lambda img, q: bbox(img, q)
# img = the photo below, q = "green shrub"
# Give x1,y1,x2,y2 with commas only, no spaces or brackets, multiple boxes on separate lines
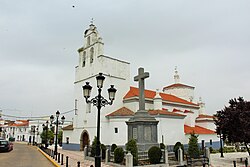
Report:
101,144,106,159
173,142,184,160
187,133,200,158
114,147,125,163
222,146,236,153
111,143,117,152
91,136,97,157
126,139,138,166
160,143,165,149
148,146,162,164
9,137,15,142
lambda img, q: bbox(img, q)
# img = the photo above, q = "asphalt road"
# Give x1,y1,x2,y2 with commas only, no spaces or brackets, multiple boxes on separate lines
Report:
0,142,55,167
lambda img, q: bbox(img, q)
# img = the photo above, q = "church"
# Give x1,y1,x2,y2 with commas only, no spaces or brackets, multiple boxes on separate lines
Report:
62,23,219,151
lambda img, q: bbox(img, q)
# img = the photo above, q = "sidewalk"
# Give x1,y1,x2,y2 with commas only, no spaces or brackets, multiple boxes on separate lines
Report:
50,146,116,167
210,152,249,167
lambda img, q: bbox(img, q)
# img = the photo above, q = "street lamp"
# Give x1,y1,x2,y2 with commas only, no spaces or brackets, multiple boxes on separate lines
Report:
82,73,117,167
219,130,224,158
50,111,65,158
31,126,38,145
42,120,49,148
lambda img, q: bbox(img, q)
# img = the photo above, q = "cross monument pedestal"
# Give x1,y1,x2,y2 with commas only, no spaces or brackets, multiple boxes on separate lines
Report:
126,67,159,151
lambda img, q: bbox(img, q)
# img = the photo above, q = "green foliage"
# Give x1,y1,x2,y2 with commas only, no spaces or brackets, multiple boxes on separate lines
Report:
58,131,63,146
160,143,165,149
222,146,236,153
9,137,15,142
187,133,200,158
214,97,250,155
40,130,54,144
91,136,97,157
101,144,106,159
111,143,117,152
148,146,162,164
173,142,184,160
126,139,138,166
114,147,125,163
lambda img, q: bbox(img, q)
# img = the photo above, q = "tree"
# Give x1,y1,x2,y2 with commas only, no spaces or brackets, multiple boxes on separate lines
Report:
40,130,54,145
58,131,63,146
187,133,200,158
214,97,250,155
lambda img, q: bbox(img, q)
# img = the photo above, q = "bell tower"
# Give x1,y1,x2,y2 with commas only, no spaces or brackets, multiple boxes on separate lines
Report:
75,22,104,81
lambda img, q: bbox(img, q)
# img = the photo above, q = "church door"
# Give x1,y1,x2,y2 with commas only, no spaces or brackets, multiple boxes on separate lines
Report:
80,130,89,151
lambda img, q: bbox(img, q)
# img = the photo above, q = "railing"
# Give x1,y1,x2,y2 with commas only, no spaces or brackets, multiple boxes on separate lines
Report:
186,156,209,167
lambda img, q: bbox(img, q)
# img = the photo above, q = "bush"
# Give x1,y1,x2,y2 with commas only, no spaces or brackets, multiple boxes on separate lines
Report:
126,139,138,166
173,142,184,160
9,137,15,142
160,143,165,149
101,144,106,159
148,146,162,164
114,147,125,163
90,136,97,157
111,143,117,152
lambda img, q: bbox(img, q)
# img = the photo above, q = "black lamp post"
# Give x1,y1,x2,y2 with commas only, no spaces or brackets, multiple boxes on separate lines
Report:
42,120,49,148
50,111,65,157
219,130,224,158
82,73,117,167
31,126,38,145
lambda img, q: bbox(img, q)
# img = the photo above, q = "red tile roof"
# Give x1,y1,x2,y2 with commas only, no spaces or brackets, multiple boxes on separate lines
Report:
11,120,29,127
148,110,185,117
184,125,215,134
124,87,198,107
62,124,74,130
197,114,215,119
163,83,194,89
107,107,185,118
184,110,194,113
173,108,183,112
106,107,135,117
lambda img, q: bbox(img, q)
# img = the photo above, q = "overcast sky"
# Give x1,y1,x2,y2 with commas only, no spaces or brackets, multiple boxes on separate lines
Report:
1,0,250,120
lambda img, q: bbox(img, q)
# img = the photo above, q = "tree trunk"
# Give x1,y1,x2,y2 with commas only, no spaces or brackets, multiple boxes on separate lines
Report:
244,142,250,156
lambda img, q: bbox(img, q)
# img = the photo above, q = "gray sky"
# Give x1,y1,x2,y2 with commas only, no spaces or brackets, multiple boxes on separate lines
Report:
1,0,250,119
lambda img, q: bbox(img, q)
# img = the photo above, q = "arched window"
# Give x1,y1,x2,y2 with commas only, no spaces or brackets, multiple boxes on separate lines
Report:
82,51,86,67
87,36,90,46
90,47,94,63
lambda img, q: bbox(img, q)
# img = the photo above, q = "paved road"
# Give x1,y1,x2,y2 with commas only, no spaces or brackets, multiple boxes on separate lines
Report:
0,142,55,167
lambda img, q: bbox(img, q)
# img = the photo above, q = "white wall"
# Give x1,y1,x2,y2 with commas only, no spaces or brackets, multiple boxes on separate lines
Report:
157,117,186,145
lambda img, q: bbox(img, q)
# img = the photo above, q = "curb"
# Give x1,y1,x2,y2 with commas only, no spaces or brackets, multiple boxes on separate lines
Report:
37,147,60,167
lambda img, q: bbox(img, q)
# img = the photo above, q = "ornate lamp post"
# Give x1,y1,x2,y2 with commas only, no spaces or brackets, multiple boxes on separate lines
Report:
82,73,117,167
42,120,49,148
50,111,65,158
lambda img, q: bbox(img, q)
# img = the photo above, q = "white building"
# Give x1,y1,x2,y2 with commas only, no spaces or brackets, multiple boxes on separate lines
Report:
62,23,219,151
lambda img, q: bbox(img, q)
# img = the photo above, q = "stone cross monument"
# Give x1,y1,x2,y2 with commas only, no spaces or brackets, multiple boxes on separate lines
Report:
126,67,159,151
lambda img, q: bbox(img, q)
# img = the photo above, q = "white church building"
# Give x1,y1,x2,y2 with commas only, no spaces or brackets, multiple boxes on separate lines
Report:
62,23,219,151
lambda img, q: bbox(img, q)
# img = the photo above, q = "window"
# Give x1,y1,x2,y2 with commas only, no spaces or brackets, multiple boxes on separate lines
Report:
115,128,118,133
90,47,94,63
82,52,86,67
66,137,69,144
87,36,90,46
133,128,137,139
